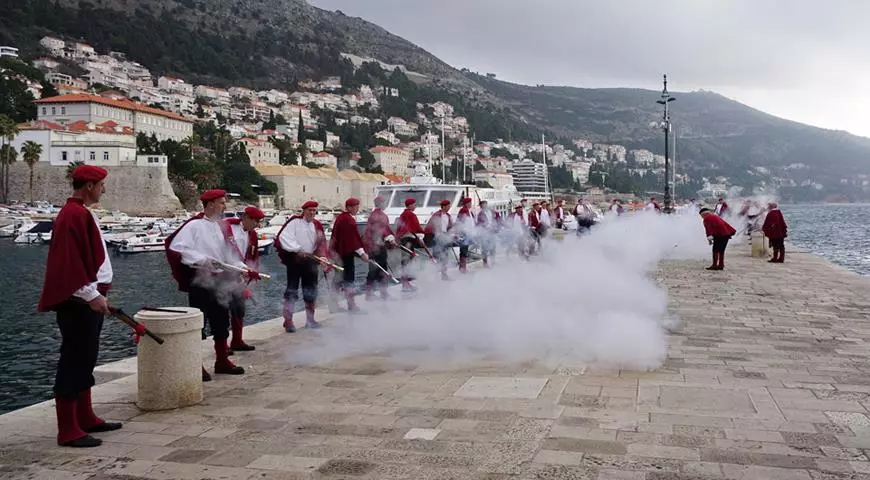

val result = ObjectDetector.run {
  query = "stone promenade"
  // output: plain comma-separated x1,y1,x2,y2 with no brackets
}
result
2,249,870,480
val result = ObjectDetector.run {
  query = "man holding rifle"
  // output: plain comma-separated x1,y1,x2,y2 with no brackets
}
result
276,200,328,332
222,206,265,353
166,189,252,381
329,197,370,313
38,165,122,448
395,197,427,292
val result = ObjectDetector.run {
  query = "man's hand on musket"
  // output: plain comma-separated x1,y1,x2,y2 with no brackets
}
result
360,251,370,263
89,295,110,315
243,269,262,282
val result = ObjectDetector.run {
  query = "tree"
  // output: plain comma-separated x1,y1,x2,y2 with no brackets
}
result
297,111,306,142
0,115,19,203
21,141,43,204
357,149,376,171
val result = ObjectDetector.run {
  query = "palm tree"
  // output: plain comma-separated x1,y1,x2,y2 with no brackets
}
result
0,115,18,203
21,141,43,205
0,144,18,203
66,160,85,181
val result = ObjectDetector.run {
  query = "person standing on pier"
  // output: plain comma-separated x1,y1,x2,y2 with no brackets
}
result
166,189,249,381
476,200,500,266
363,196,396,300
528,202,542,253
553,199,565,230
222,206,265,353
38,165,121,448
329,197,370,313
508,203,530,259
715,197,730,217
396,198,426,291
425,199,455,280
276,200,328,332
762,202,788,263
699,207,737,271
455,197,475,273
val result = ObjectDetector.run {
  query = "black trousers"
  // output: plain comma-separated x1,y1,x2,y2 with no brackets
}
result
284,255,319,304
341,254,356,288
769,238,785,250
189,284,230,341
366,248,389,284
54,301,104,399
400,237,418,271
712,236,730,253
229,291,245,319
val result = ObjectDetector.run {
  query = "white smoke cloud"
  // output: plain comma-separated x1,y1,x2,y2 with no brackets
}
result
287,210,714,371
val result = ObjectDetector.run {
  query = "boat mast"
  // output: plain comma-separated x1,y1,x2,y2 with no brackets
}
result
441,116,446,183
542,133,554,202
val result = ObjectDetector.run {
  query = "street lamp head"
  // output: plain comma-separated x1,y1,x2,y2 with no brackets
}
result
667,97,676,103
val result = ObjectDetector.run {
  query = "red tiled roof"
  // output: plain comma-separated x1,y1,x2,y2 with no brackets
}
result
369,146,407,154
17,120,65,131
313,151,334,157
35,93,192,123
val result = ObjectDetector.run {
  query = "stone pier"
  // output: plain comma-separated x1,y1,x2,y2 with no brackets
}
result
1,249,870,479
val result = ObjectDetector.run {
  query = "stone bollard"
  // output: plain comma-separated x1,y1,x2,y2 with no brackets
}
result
749,231,769,258
134,307,203,411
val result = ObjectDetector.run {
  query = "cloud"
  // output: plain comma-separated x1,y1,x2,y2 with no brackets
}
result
309,0,870,136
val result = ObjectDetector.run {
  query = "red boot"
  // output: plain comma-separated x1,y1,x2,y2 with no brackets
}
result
459,257,468,273
305,301,321,328
282,301,295,333
379,284,390,300
56,396,100,447
364,280,375,300
230,316,255,351
214,338,244,375
78,388,122,433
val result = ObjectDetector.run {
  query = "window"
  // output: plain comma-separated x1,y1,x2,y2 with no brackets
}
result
61,151,68,161
426,189,459,208
41,107,46,115
89,151,95,161
103,151,110,161
61,107,66,115
302,185,306,193
51,107,56,115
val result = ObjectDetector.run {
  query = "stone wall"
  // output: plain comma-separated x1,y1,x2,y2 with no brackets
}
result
6,163,182,215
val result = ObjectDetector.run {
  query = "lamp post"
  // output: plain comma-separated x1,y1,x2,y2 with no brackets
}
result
656,74,676,213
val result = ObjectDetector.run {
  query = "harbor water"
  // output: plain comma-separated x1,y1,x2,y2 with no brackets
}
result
0,203,867,414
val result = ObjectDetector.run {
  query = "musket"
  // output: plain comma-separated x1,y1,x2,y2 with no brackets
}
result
215,261,272,280
368,259,401,284
312,255,345,272
109,307,165,345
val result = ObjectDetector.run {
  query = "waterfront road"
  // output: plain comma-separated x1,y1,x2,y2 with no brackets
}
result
1,249,870,479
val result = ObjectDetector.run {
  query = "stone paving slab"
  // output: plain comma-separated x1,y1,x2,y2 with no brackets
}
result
2,249,870,479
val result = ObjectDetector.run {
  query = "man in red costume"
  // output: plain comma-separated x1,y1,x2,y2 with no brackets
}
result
222,206,265,353
699,207,737,270
329,197,370,312
395,197,425,292
762,202,788,263
363,196,396,300
425,199,454,280
166,189,250,382
715,197,729,217
476,200,500,266
276,200,327,332
455,197,475,273
553,199,565,230
528,202,542,254
38,165,121,448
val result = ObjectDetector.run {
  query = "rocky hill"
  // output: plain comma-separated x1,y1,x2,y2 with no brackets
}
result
3,0,870,199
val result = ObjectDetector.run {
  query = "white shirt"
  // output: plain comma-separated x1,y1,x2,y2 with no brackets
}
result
170,216,243,269
610,204,619,212
278,217,319,254
539,209,551,226
73,210,113,302
645,202,657,211
429,212,450,234
228,223,249,262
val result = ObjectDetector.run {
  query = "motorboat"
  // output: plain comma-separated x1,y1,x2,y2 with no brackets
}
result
13,221,53,244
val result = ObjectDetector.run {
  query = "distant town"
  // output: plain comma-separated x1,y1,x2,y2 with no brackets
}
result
0,38,826,209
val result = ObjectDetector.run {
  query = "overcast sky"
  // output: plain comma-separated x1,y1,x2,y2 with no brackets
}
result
309,0,870,138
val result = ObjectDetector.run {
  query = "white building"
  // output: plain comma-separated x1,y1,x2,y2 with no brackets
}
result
509,159,548,193
256,164,387,210
311,151,338,168
375,130,399,146
239,138,280,166
0,46,19,58
369,146,411,175
157,76,195,96
325,132,340,149
71,42,97,60
40,36,66,57
569,162,591,184
305,139,325,153
472,171,514,190
229,86,256,100
194,85,231,105
35,93,194,141
11,119,139,166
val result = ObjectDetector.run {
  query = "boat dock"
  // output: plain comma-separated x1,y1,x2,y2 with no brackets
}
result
2,249,870,479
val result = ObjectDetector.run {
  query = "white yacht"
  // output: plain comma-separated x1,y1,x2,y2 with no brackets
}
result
0,217,35,238
13,221,54,244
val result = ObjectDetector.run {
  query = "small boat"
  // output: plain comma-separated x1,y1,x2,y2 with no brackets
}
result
0,217,35,238
115,234,167,254
258,237,274,255
14,221,53,244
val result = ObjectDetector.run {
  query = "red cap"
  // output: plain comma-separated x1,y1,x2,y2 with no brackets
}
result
514,204,523,210
439,199,451,207
461,197,472,205
404,198,416,207
374,196,386,206
244,206,265,220
345,197,360,208
301,200,319,210
200,189,226,202
71,165,108,183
